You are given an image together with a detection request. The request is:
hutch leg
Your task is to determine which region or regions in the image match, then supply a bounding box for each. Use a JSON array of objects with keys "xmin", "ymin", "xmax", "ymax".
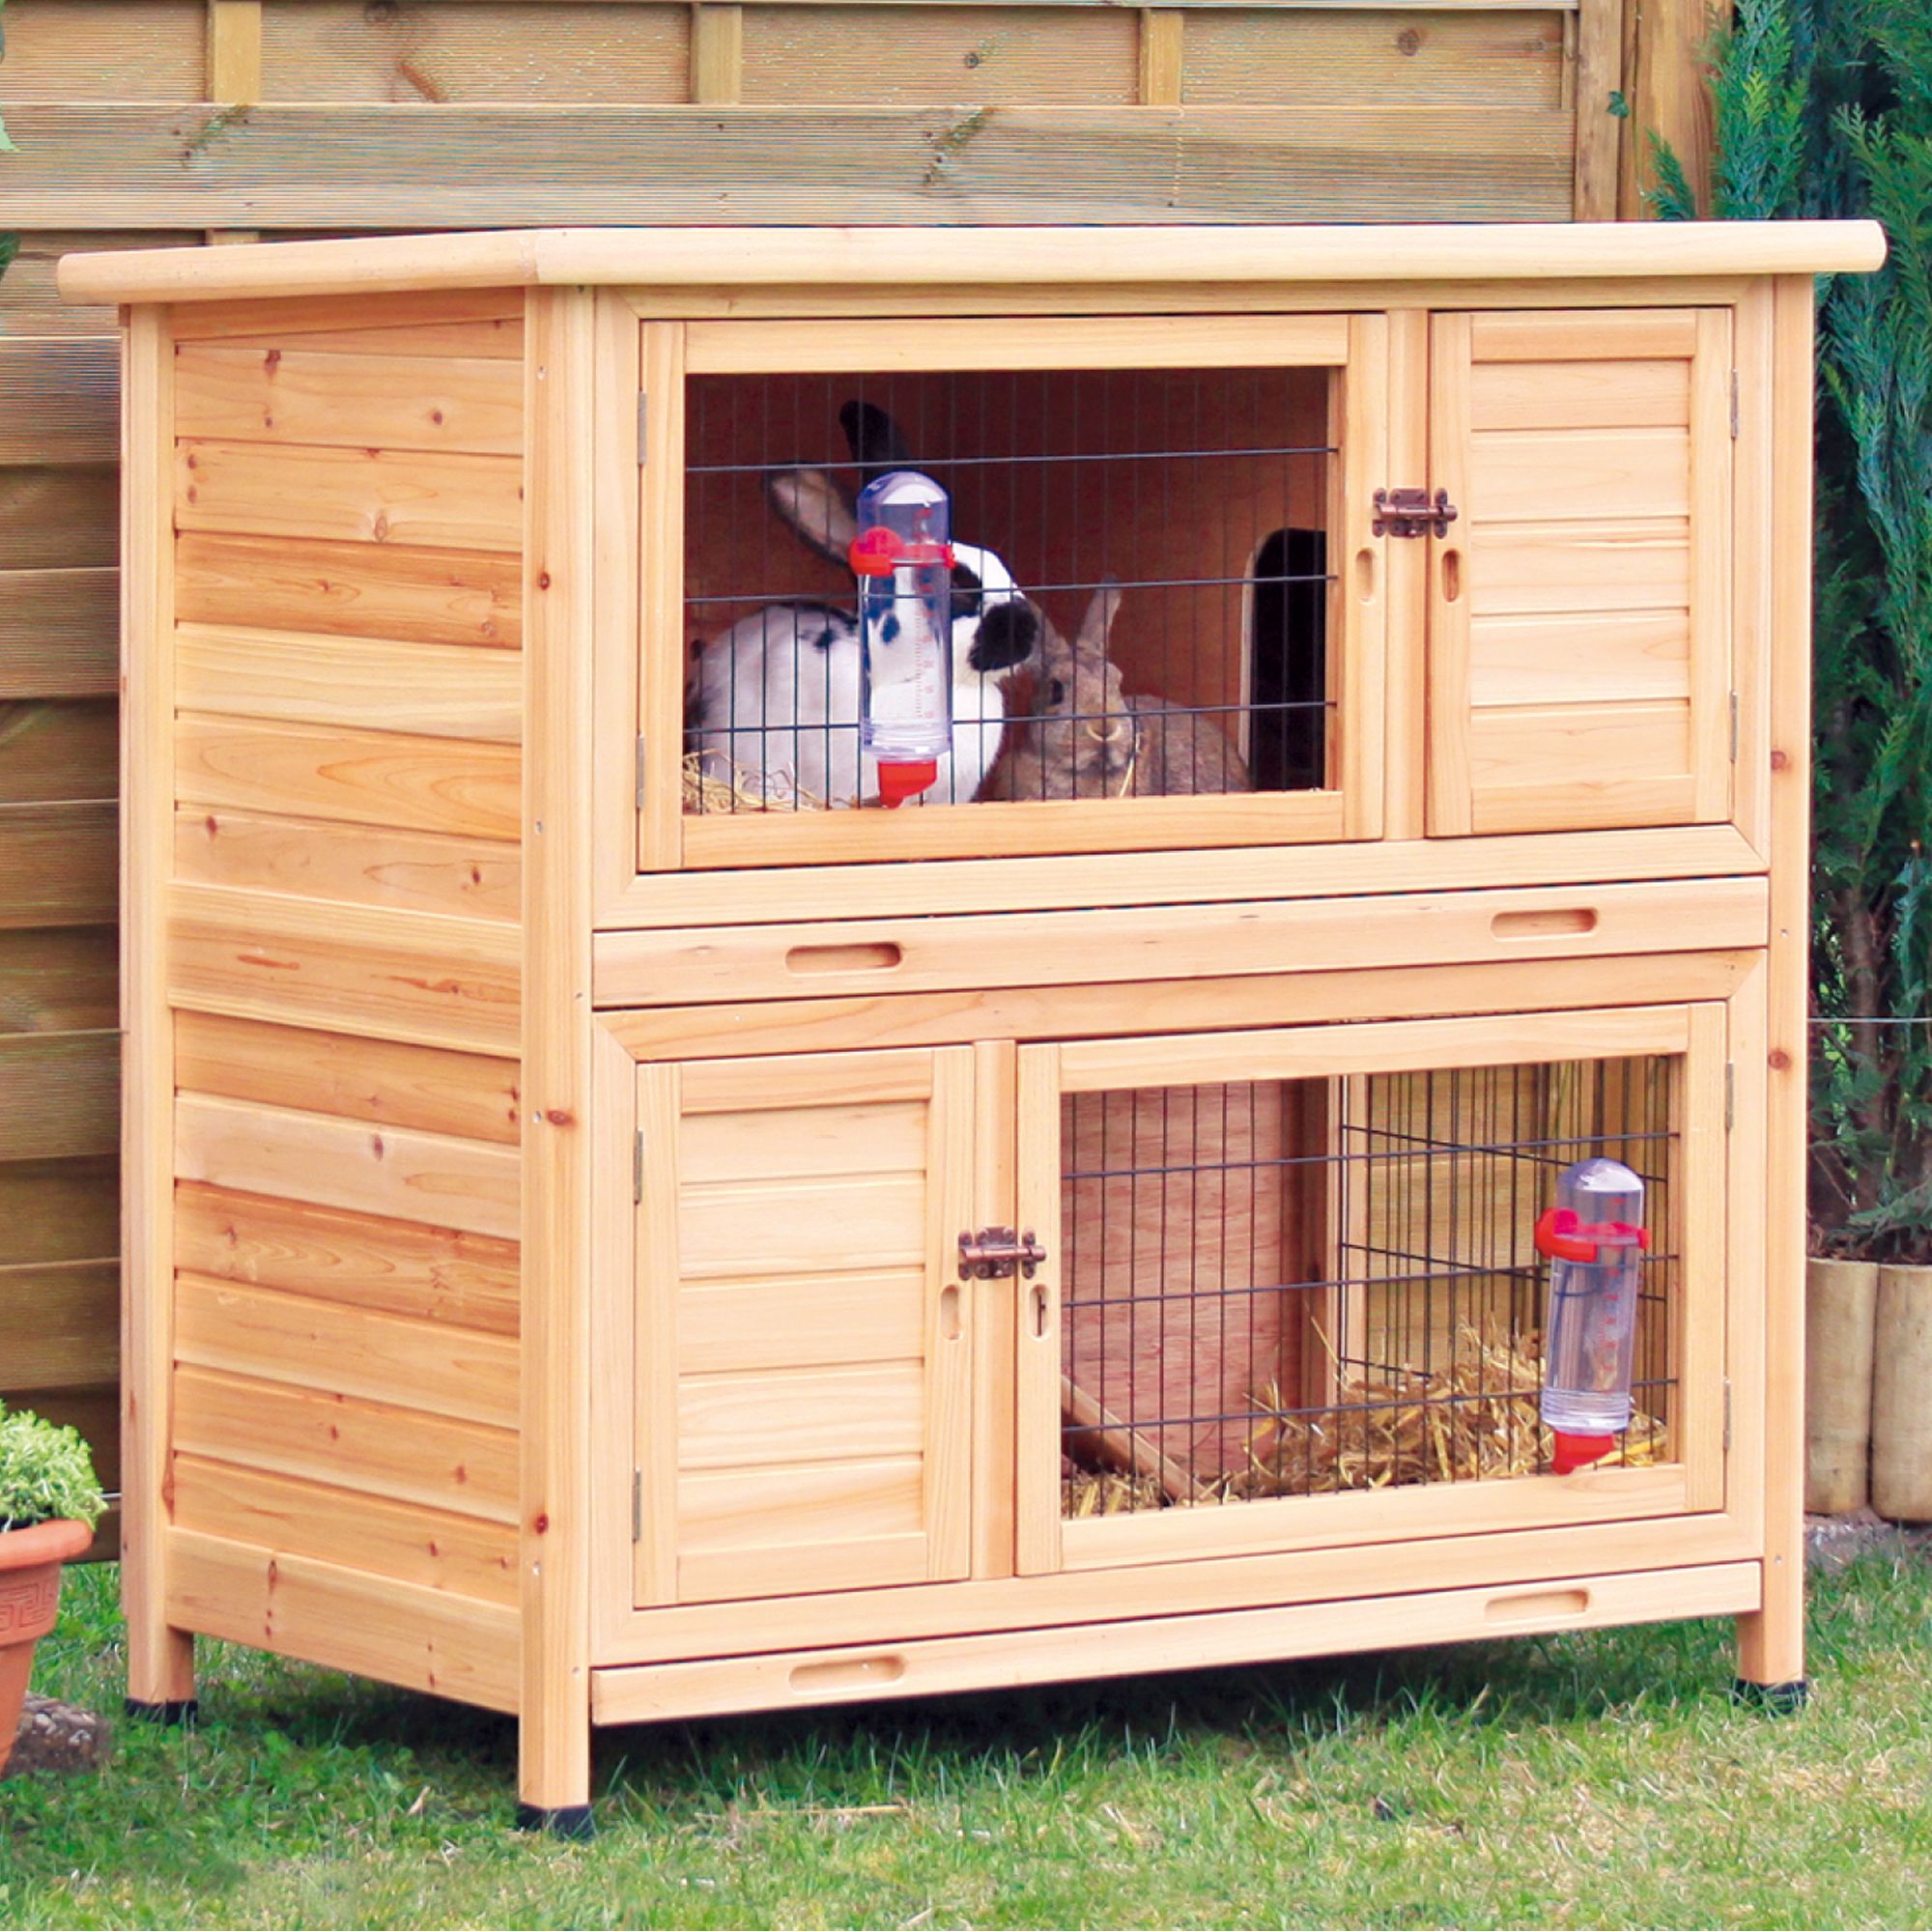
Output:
[
  {"xmin": 1734, "ymin": 270, "xmax": 1817, "ymax": 1714},
  {"xmin": 124, "ymin": 1625, "xmax": 196, "ymax": 1725},
  {"xmin": 515, "ymin": 1710, "xmax": 596, "ymax": 1840}
]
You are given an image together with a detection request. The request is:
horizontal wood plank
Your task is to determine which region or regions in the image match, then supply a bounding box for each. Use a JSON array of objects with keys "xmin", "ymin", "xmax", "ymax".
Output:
[
  {"xmin": 0, "ymin": 338, "xmax": 119, "ymax": 464},
  {"xmin": 176, "ymin": 345, "xmax": 525, "ymax": 457},
  {"xmin": 678, "ymin": 1271, "xmax": 926, "ymax": 1375},
  {"xmin": 175, "ymin": 1180, "xmax": 520, "ymax": 1334},
  {"xmin": 175, "ymin": 713, "xmax": 520, "ymax": 839},
  {"xmin": 177, "ymin": 440, "xmax": 525, "ymax": 554},
  {"xmin": 175, "ymin": 1011, "xmax": 522, "ymax": 1143},
  {"xmin": 0, "ymin": 1, "xmax": 204, "ymax": 101},
  {"xmin": 1468, "ymin": 611, "xmax": 1689, "ymax": 707},
  {"xmin": 0, "ymin": 469, "xmax": 119, "ymax": 573},
  {"xmin": 1467, "ymin": 520, "xmax": 1690, "ymax": 615},
  {"xmin": 171, "ymin": 1456, "xmax": 518, "ymax": 1606},
  {"xmin": 1470, "ymin": 426, "xmax": 1690, "ymax": 522},
  {"xmin": 679, "ymin": 1174, "xmax": 926, "ymax": 1278},
  {"xmin": 0, "ymin": 698, "xmax": 116, "ymax": 805},
  {"xmin": 176, "ymin": 530, "xmax": 523, "ymax": 648},
  {"xmin": 173, "ymin": 1364, "xmax": 519, "ymax": 1522},
  {"xmin": 175, "ymin": 625, "xmax": 522, "ymax": 743},
  {"xmin": 0, "ymin": 1259, "xmax": 117, "ymax": 1393},
  {"xmin": 0, "ymin": 1155, "xmax": 118, "ymax": 1268},
  {"xmin": 1469, "ymin": 355, "xmax": 1690, "ymax": 429},
  {"xmin": 0, "ymin": 802, "xmax": 116, "ymax": 928},
  {"xmin": 0, "ymin": 926, "xmax": 119, "ymax": 1034},
  {"xmin": 174, "ymin": 1271, "xmax": 519, "ymax": 1427},
  {"xmin": 166, "ymin": 884, "xmax": 521, "ymax": 1052},
  {"xmin": 0, "ymin": 568, "xmax": 119, "ymax": 697},
  {"xmin": 0, "ymin": 1032, "xmax": 118, "ymax": 1160},
  {"xmin": 678, "ymin": 1362, "xmax": 925, "ymax": 1469},
  {"xmin": 175, "ymin": 1092, "xmax": 521, "ymax": 1240},
  {"xmin": 166, "ymin": 1526, "xmax": 520, "ymax": 1712},
  {"xmin": 174, "ymin": 807, "xmax": 522, "ymax": 923},
  {"xmin": 9, "ymin": 104, "xmax": 1573, "ymax": 227},
  {"xmin": 166, "ymin": 287, "xmax": 526, "ymax": 346}
]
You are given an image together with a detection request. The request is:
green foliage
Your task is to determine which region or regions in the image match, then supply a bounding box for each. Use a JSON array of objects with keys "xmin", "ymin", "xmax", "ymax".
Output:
[
  {"xmin": 1661, "ymin": 0, "xmax": 1932, "ymax": 1259},
  {"xmin": 0, "ymin": 1401, "xmax": 107, "ymax": 1532}
]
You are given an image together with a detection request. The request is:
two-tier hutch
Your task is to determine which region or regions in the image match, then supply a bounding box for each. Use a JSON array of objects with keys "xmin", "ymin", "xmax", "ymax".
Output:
[{"xmin": 63, "ymin": 218, "xmax": 1883, "ymax": 1831}]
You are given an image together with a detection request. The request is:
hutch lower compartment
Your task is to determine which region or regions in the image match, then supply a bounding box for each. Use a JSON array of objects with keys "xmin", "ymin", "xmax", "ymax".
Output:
[{"xmin": 64, "ymin": 219, "xmax": 1883, "ymax": 1827}]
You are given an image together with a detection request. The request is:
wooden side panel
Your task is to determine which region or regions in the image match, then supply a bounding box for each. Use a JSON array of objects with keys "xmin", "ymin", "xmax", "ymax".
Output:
[
  {"xmin": 133, "ymin": 297, "xmax": 531, "ymax": 1690},
  {"xmin": 636, "ymin": 1048, "xmax": 974, "ymax": 1607},
  {"xmin": 1428, "ymin": 307, "xmax": 1733, "ymax": 837}
]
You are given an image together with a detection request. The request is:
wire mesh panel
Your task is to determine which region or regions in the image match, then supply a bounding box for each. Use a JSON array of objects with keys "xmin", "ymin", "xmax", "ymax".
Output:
[
  {"xmin": 680, "ymin": 366, "xmax": 1336, "ymax": 814},
  {"xmin": 1060, "ymin": 1053, "xmax": 1681, "ymax": 1518}
]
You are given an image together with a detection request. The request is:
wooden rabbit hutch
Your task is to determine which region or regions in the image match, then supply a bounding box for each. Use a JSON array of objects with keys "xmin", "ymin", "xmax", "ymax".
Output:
[{"xmin": 64, "ymin": 218, "xmax": 1882, "ymax": 1831}]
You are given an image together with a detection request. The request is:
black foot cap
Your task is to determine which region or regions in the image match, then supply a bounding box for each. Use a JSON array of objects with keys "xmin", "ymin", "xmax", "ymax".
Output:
[
  {"xmin": 516, "ymin": 1803, "xmax": 596, "ymax": 1841},
  {"xmin": 1732, "ymin": 1677, "xmax": 1809, "ymax": 1715},
  {"xmin": 124, "ymin": 1696, "xmax": 199, "ymax": 1727}
]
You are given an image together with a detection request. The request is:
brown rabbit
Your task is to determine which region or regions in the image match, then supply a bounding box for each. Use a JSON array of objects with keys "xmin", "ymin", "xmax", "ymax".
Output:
[
  {"xmin": 989, "ymin": 582, "xmax": 1253, "ymax": 799},
  {"xmin": 982, "ymin": 585, "xmax": 1138, "ymax": 800}
]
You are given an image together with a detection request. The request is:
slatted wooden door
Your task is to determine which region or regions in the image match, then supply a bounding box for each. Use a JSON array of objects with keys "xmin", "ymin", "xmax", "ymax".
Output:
[
  {"xmin": 633, "ymin": 1046, "xmax": 975, "ymax": 1605},
  {"xmin": 1426, "ymin": 308, "xmax": 1734, "ymax": 836}
]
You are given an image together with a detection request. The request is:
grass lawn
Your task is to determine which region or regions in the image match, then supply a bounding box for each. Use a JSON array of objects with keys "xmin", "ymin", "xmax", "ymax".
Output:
[{"xmin": 2, "ymin": 1544, "xmax": 1929, "ymax": 1930}]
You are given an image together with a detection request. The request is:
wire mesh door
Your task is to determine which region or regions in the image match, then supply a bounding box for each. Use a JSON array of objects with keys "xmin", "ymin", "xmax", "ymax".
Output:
[
  {"xmin": 1015, "ymin": 1007, "xmax": 1728, "ymax": 1575},
  {"xmin": 644, "ymin": 316, "xmax": 1386, "ymax": 871}
]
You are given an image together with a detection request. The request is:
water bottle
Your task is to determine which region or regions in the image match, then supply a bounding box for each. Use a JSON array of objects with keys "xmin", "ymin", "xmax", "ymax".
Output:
[
  {"xmin": 848, "ymin": 470, "xmax": 953, "ymax": 808},
  {"xmin": 1534, "ymin": 1156, "xmax": 1650, "ymax": 1474}
]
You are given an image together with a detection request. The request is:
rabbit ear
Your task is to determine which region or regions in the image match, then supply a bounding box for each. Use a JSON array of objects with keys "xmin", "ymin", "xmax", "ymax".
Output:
[
  {"xmin": 1077, "ymin": 580, "xmax": 1124, "ymax": 654},
  {"xmin": 839, "ymin": 399, "xmax": 917, "ymax": 482},
  {"xmin": 768, "ymin": 467, "xmax": 859, "ymax": 563}
]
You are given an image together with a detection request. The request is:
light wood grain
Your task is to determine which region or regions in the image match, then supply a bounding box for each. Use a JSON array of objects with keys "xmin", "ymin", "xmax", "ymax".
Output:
[
  {"xmin": 595, "ymin": 878, "xmax": 1768, "ymax": 1008},
  {"xmin": 167, "ymin": 883, "xmax": 521, "ymax": 1053},
  {"xmin": 174, "ymin": 807, "xmax": 522, "ymax": 923},
  {"xmin": 175, "ymin": 1271, "xmax": 519, "ymax": 1427},
  {"xmin": 176, "ymin": 345, "xmax": 524, "ymax": 456},
  {"xmin": 176, "ymin": 440, "xmax": 525, "ymax": 553},
  {"xmin": 61, "ymin": 222, "xmax": 1886, "ymax": 306},
  {"xmin": 174, "ymin": 1011, "xmax": 520, "ymax": 1143},
  {"xmin": 171, "ymin": 1456, "xmax": 518, "ymax": 1606},
  {"xmin": 175, "ymin": 1093, "xmax": 521, "ymax": 1241},
  {"xmin": 173, "ymin": 1365, "xmax": 519, "ymax": 1522},
  {"xmin": 175, "ymin": 713, "xmax": 520, "ymax": 840},
  {"xmin": 119, "ymin": 298, "xmax": 196, "ymax": 1703},
  {"xmin": 166, "ymin": 1528, "xmax": 519, "ymax": 1712},
  {"xmin": 591, "ymin": 1563, "xmax": 1760, "ymax": 1724},
  {"xmin": 175, "ymin": 625, "xmax": 523, "ymax": 743},
  {"xmin": 519, "ymin": 284, "xmax": 598, "ymax": 1810},
  {"xmin": 177, "ymin": 530, "xmax": 524, "ymax": 648},
  {"xmin": 176, "ymin": 1179, "xmax": 520, "ymax": 1335},
  {"xmin": 677, "ymin": 1272, "xmax": 927, "ymax": 1375}
]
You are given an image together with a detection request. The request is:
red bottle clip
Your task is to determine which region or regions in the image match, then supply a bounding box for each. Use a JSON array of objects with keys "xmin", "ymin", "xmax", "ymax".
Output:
[
  {"xmin": 875, "ymin": 759, "xmax": 938, "ymax": 809},
  {"xmin": 1551, "ymin": 1430, "xmax": 1615, "ymax": 1475},
  {"xmin": 848, "ymin": 528, "xmax": 955, "ymax": 578},
  {"xmin": 1533, "ymin": 1207, "xmax": 1651, "ymax": 1264}
]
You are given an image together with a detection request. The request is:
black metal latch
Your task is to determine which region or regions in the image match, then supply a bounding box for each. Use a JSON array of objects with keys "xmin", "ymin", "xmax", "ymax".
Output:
[
  {"xmin": 1373, "ymin": 487, "xmax": 1459, "ymax": 539},
  {"xmin": 958, "ymin": 1227, "xmax": 1047, "ymax": 1280}
]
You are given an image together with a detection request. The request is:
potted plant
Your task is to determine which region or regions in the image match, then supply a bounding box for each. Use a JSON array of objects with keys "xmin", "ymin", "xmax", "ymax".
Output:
[{"xmin": 0, "ymin": 1402, "xmax": 106, "ymax": 1776}]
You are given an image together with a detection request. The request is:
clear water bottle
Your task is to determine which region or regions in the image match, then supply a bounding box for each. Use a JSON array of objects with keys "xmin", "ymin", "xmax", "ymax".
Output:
[
  {"xmin": 1534, "ymin": 1156, "xmax": 1650, "ymax": 1474},
  {"xmin": 848, "ymin": 470, "xmax": 953, "ymax": 809}
]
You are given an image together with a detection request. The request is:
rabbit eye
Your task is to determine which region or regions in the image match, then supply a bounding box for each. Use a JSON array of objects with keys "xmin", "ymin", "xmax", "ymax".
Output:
[
  {"xmin": 1047, "ymin": 677, "xmax": 1066, "ymax": 706},
  {"xmin": 950, "ymin": 561, "xmax": 983, "ymax": 623}
]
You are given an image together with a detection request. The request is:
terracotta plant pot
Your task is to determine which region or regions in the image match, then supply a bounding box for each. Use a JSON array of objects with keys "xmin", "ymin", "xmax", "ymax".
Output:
[{"xmin": 0, "ymin": 1519, "xmax": 91, "ymax": 1777}]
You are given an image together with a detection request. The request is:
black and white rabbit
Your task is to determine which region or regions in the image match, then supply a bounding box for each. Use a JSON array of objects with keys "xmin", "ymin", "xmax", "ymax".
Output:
[{"xmin": 686, "ymin": 401, "xmax": 1039, "ymax": 809}]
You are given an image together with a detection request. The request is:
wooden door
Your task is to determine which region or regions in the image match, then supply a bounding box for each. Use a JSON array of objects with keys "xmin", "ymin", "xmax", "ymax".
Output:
[
  {"xmin": 1015, "ymin": 1005, "xmax": 1729, "ymax": 1577},
  {"xmin": 1426, "ymin": 308, "xmax": 1734, "ymax": 836},
  {"xmin": 633, "ymin": 1047, "xmax": 976, "ymax": 1605}
]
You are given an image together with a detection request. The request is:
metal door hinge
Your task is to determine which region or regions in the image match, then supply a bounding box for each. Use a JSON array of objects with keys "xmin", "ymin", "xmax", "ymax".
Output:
[
  {"xmin": 1730, "ymin": 369, "xmax": 1740, "ymax": 440},
  {"xmin": 1723, "ymin": 1378, "xmax": 1733, "ymax": 1453},
  {"xmin": 1729, "ymin": 691, "xmax": 1741, "ymax": 761},
  {"xmin": 637, "ymin": 391, "xmax": 648, "ymax": 463},
  {"xmin": 636, "ymin": 735, "xmax": 647, "ymax": 809},
  {"xmin": 631, "ymin": 1467, "xmax": 643, "ymax": 1542},
  {"xmin": 1725, "ymin": 1064, "xmax": 1736, "ymax": 1132},
  {"xmin": 634, "ymin": 1128, "xmax": 644, "ymax": 1205},
  {"xmin": 1372, "ymin": 486, "xmax": 1459, "ymax": 539},
  {"xmin": 958, "ymin": 1227, "xmax": 1046, "ymax": 1280}
]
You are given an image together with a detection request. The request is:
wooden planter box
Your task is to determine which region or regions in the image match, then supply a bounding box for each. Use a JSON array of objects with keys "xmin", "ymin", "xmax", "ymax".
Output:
[{"xmin": 65, "ymin": 218, "xmax": 1881, "ymax": 1826}]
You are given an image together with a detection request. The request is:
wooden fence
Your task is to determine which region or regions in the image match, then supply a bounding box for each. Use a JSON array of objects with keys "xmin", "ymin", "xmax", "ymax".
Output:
[{"xmin": 0, "ymin": 0, "xmax": 1720, "ymax": 1527}]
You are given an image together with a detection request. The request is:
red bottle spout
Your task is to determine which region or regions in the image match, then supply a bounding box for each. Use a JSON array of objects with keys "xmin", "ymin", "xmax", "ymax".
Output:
[
  {"xmin": 1551, "ymin": 1431, "xmax": 1615, "ymax": 1475},
  {"xmin": 875, "ymin": 760, "xmax": 938, "ymax": 809}
]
